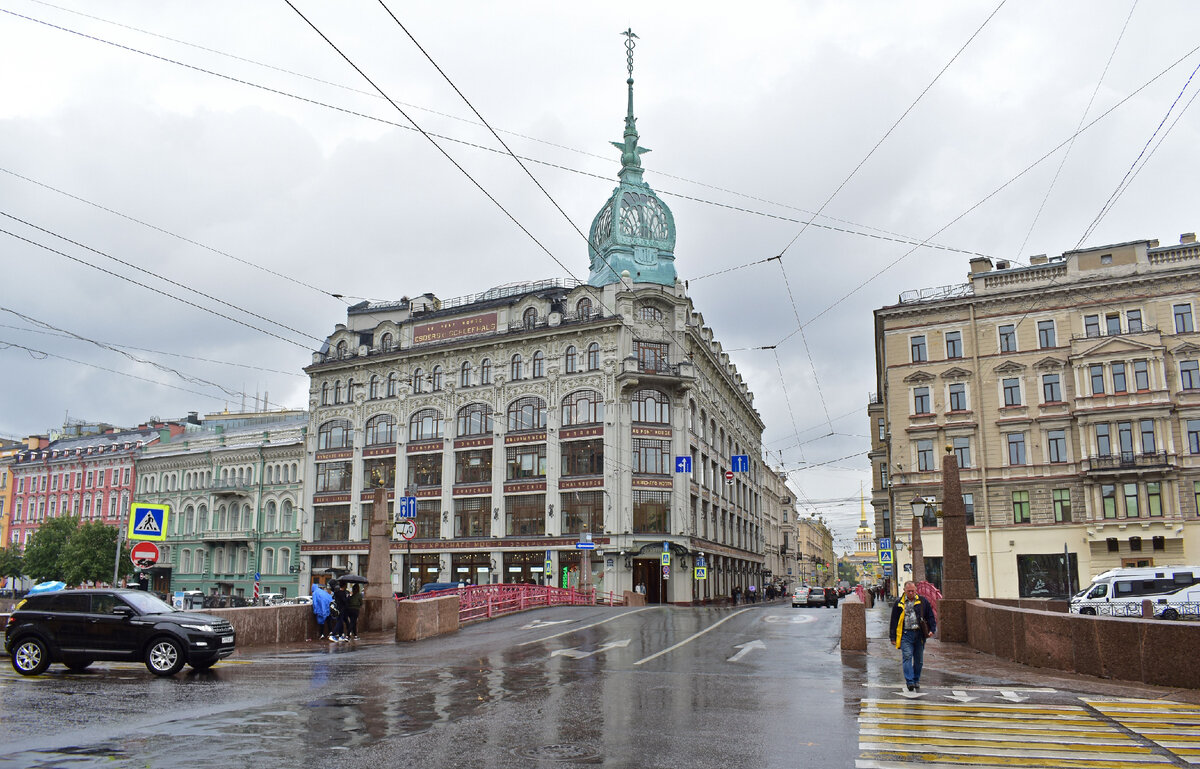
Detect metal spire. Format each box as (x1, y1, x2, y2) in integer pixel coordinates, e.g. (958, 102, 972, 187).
(613, 28, 649, 183)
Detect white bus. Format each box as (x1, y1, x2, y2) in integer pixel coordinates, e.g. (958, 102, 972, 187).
(1069, 565, 1200, 620)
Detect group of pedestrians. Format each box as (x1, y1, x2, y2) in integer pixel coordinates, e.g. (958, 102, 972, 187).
(311, 581, 363, 642)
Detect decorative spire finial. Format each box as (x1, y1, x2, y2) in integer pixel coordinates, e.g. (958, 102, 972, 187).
(612, 28, 649, 183)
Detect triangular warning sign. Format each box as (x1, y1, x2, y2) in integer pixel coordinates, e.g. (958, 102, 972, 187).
(133, 510, 161, 534)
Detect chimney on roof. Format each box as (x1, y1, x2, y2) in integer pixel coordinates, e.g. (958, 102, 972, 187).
(1182, 233, 1196, 245)
(969, 257, 993, 274)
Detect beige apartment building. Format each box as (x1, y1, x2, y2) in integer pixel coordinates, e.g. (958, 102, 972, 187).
(870, 234, 1200, 598)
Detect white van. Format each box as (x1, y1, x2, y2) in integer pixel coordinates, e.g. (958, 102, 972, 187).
(1069, 565, 1200, 620)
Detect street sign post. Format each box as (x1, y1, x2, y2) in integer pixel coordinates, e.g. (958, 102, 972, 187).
(130, 541, 160, 567)
(394, 519, 416, 540)
(694, 566, 707, 580)
(724, 470, 734, 485)
(878, 537, 891, 550)
(128, 503, 169, 541)
(675, 456, 692, 473)
(731, 454, 750, 472)
(878, 548, 894, 565)
(397, 497, 418, 519)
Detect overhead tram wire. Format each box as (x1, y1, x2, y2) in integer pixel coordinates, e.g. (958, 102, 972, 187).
(1013, 0, 1138, 262)
(0, 210, 323, 347)
(0, 8, 997, 281)
(792, 39, 1200, 334)
(0, 323, 302, 376)
(23, 1, 994, 262)
(0, 225, 314, 351)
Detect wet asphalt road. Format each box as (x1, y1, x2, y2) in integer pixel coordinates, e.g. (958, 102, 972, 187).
(0, 602, 861, 769)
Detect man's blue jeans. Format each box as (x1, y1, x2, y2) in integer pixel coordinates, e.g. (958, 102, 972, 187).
(900, 629, 925, 686)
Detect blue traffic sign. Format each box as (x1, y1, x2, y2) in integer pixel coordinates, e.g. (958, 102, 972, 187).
(397, 496, 418, 519)
(575, 542, 596, 550)
(675, 455, 692, 473)
(128, 503, 169, 541)
(878, 537, 891, 550)
(731, 454, 750, 472)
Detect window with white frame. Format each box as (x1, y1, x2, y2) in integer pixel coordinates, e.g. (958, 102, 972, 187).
(945, 331, 962, 359)
(999, 324, 1017, 353)
(1090, 364, 1105, 395)
(1134, 360, 1150, 390)
(916, 440, 934, 471)
(1042, 373, 1062, 402)
(1037, 320, 1056, 348)
(910, 335, 927, 363)
(1047, 429, 1067, 463)
(1084, 314, 1100, 338)
(953, 436, 971, 468)
(913, 387, 931, 414)
(1175, 303, 1195, 333)
(1002, 377, 1022, 406)
(948, 383, 967, 412)
(1181, 360, 1200, 390)
(1006, 433, 1026, 465)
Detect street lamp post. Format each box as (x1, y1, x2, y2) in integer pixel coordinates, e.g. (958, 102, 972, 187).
(908, 496, 935, 584)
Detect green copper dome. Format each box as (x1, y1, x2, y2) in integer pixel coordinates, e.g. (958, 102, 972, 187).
(587, 31, 677, 287)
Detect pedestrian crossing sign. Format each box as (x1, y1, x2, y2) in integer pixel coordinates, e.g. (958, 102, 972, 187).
(694, 566, 707, 580)
(128, 503, 169, 541)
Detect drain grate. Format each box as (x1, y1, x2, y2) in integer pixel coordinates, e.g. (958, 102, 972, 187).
(513, 744, 600, 762)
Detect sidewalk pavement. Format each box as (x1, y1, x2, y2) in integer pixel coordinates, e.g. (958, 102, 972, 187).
(862, 598, 1200, 705)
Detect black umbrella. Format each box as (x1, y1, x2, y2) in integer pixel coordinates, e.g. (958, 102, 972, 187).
(337, 574, 368, 584)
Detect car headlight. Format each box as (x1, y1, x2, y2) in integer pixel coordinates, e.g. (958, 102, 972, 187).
(180, 623, 215, 633)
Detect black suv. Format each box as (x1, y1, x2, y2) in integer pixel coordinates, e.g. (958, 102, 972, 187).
(5, 588, 236, 676)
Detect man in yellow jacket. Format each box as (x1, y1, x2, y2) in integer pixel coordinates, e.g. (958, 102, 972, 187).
(888, 580, 937, 691)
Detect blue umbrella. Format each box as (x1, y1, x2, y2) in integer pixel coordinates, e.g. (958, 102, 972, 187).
(28, 581, 66, 595)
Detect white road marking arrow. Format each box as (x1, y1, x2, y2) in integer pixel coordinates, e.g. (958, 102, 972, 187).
(998, 690, 1029, 702)
(522, 619, 575, 630)
(550, 639, 631, 659)
(946, 690, 977, 703)
(727, 640, 766, 662)
(895, 689, 925, 699)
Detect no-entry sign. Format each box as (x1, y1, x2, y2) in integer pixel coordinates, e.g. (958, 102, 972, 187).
(130, 541, 160, 567)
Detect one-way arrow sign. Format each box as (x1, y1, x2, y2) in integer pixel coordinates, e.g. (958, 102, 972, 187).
(550, 639, 631, 659)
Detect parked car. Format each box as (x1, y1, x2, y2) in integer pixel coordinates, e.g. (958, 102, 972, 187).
(5, 588, 236, 676)
(791, 586, 812, 608)
(416, 582, 467, 594)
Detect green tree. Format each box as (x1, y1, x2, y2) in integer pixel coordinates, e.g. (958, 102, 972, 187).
(61, 522, 130, 586)
(22, 516, 80, 582)
(0, 546, 23, 581)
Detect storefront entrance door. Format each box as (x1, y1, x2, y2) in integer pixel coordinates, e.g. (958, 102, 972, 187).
(633, 560, 662, 604)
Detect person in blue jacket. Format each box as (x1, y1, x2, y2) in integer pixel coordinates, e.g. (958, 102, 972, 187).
(889, 581, 937, 691)
(311, 583, 333, 640)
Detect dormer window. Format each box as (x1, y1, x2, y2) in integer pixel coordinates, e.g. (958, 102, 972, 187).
(523, 308, 538, 329)
(576, 298, 593, 318)
(638, 306, 663, 321)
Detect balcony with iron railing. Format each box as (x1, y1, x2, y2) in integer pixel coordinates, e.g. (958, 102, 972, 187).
(1083, 451, 1174, 474)
(617, 356, 696, 383)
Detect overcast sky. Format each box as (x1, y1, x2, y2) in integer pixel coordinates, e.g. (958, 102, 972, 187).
(3, 1, 1199, 550)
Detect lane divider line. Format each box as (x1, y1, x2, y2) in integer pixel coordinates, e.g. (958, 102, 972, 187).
(634, 608, 753, 666)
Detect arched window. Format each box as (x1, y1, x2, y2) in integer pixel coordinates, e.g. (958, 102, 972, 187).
(365, 413, 396, 446)
(460, 361, 472, 387)
(510, 354, 523, 381)
(262, 548, 275, 575)
(480, 358, 492, 384)
(380, 332, 394, 352)
(334, 380, 343, 404)
(182, 549, 192, 573)
(507, 396, 547, 432)
(412, 368, 424, 394)
(561, 390, 604, 426)
(265, 500, 277, 532)
(318, 419, 354, 450)
(576, 297, 592, 318)
(586, 342, 600, 371)
(214, 504, 226, 531)
(369, 375, 380, 400)
(531, 351, 545, 379)
(346, 378, 355, 402)
(278, 547, 292, 574)
(409, 408, 443, 441)
(431, 365, 443, 391)
(321, 383, 330, 406)
(336, 340, 349, 359)
(183, 505, 195, 535)
(197, 504, 208, 533)
(196, 550, 206, 575)
(387, 373, 398, 397)
(215, 548, 226, 575)
(523, 307, 538, 329)
(282, 500, 295, 531)
(564, 345, 577, 374)
(638, 306, 664, 321)
(241, 504, 253, 531)
(632, 389, 671, 424)
(457, 403, 494, 436)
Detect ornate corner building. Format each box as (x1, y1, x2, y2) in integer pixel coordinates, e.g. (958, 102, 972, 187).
(299, 46, 771, 604)
(871, 234, 1200, 598)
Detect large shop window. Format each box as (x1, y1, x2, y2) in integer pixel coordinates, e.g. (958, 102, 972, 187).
(561, 439, 603, 477)
(507, 397, 547, 432)
(415, 500, 440, 539)
(561, 390, 603, 426)
(362, 457, 396, 489)
(507, 444, 546, 480)
(631, 389, 670, 423)
(409, 408, 444, 441)
(455, 449, 492, 484)
(457, 403, 493, 436)
(561, 491, 602, 534)
(365, 413, 396, 446)
(633, 490, 669, 533)
(632, 438, 670, 474)
(318, 419, 353, 451)
(316, 461, 352, 493)
(314, 505, 350, 541)
(454, 497, 491, 538)
(1017, 553, 1079, 599)
(506, 494, 546, 536)
(408, 453, 442, 489)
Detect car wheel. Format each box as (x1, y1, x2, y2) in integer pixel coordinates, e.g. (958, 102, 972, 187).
(1080, 607, 1096, 616)
(62, 657, 93, 672)
(11, 637, 50, 676)
(146, 637, 186, 676)
(1161, 608, 1180, 620)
